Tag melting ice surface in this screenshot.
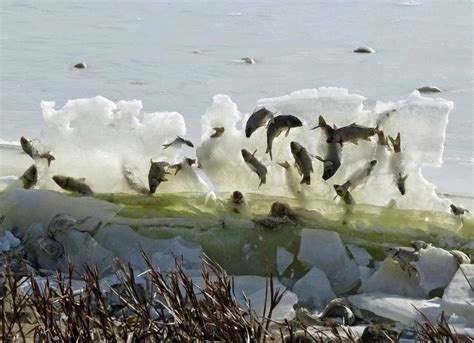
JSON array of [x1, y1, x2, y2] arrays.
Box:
[[2, 87, 453, 212]]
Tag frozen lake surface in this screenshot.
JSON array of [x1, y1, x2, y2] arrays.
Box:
[[0, 0, 472, 196]]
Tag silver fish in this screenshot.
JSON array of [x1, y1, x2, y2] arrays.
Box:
[[210, 127, 225, 138], [20, 136, 55, 166], [20, 164, 38, 189], [38, 236, 65, 259], [326, 123, 377, 145], [162, 136, 194, 149], [312, 116, 342, 181], [388, 133, 408, 195], [47, 213, 91, 235], [170, 158, 196, 175], [450, 204, 470, 216], [122, 166, 150, 195], [334, 160, 377, 203], [241, 149, 267, 187], [290, 141, 313, 185], [245, 107, 274, 138], [148, 160, 170, 193], [53, 175, 93, 196], [266, 115, 303, 160]]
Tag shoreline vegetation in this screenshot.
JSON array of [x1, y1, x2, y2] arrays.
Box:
[[0, 252, 466, 342]]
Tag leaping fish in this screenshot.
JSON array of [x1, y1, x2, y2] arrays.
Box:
[[245, 107, 275, 138], [148, 160, 170, 193], [334, 160, 377, 204], [241, 149, 267, 187], [266, 115, 302, 160], [312, 116, 342, 181], [388, 133, 408, 195], [210, 127, 225, 138], [20, 136, 55, 166], [20, 164, 38, 189], [170, 158, 196, 175], [162, 136, 194, 149], [290, 141, 313, 185], [53, 175, 94, 196], [326, 123, 378, 146]]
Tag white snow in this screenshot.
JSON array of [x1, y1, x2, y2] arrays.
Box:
[[297, 229, 360, 294]]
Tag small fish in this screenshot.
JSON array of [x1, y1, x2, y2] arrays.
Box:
[[270, 202, 298, 221], [411, 240, 431, 251], [450, 204, 470, 216], [388, 133, 408, 195], [266, 115, 302, 160], [210, 127, 225, 138], [37, 236, 65, 259], [241, 57, 255, 64], [326, 123, 377, 146], [290, 141, 313, 185], [334, 160, 377, 203], [122, 166, 150, 195], [148, 160, 170, 194], [376, 130, 391, 150], [245, 107, 274, 138], [231, 190, 244, 205], [333, 182, 355, 206], [53, 175, 93, 196], [241, 149, 267, 187], [277, 161, 290, 169], [162, 136, 194, 149], [385, 246, 418, 276], [388, 133, 401, 153], [170, 158, 196, 175], [20, 136, 55, 166], [417, 86, 442, 93], [310, 115, 335, 137], [20, 164, 38, 189], [47, 213, 91, 235], [376, 108, 397, 127]]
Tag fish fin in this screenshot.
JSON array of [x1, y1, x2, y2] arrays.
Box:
[[294, 163, 302, 175], [285, 127, 290, 137], [258, 176, 266, 187], [150, 159, 154, 164], [78, 178, 86, 182], [310, 125, 319, 130], [252, 149, 258, 156], [313, 155, 325, 163], [266, 118, 274, 129], [300, 176, 310, 185], [277, 161, 290, 169]]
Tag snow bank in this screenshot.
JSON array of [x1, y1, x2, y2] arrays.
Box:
[[3, 88, 451, 211]]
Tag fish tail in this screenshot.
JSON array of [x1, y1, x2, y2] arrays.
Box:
[[301, 176, 311, 185], [162, 143, 170, 150], [41, 153, 55, 166], [389, 133, 401, 152], [266, 146, 273, 160], [259, 176, 266, 187]]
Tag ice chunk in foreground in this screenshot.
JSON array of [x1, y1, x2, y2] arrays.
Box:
[[95, 224, 202, 274], [347, 244, 372, 267], [277, 246, 294, 275], [297, 229, 360, 294], [361, 258, 425, 298], [55, 230, 115, 276], [441, 265, 474, 324], [349, 293, 441, 326], [232, 275, 297, 321], [0, 189, 121, 235], [413, 246, 458, 293], [292, 267, 336, 309]]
